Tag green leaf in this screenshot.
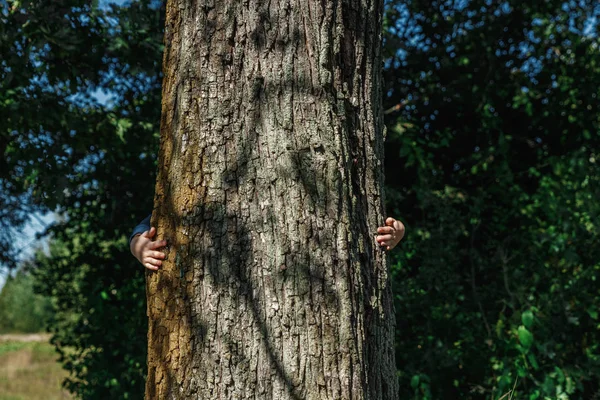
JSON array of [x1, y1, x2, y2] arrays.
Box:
[[555, 366, 565, 384], [583, 129, 591, 139], [411, 375, 420, 389], [521, 310, 534, 328], [529, 390, 541, 400], [518, 325, 534, 350], [116, 118, 133, 143], [527, 352, 539, 370], [565, 376, 575, 394]]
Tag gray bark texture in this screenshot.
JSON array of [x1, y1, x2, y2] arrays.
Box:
[[146, 0, 397, 399]]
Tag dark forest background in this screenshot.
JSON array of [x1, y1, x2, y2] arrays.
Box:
[[1, 0, 599, 398]]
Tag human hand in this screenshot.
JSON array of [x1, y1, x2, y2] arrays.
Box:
[[130, 227, 167, 271], [376, 217, 405, 251]]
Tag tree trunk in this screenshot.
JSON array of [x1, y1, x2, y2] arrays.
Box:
[[146, 0, 396, 399]]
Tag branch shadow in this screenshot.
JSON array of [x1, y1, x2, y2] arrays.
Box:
[[146, 0, 392, 397]]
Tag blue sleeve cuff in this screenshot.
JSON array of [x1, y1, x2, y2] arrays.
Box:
[[129, 214, 152, 244]]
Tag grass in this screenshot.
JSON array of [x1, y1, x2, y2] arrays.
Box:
[[0, 337, 72, 400]]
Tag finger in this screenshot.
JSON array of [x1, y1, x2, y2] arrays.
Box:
[[385, 217, 395, 226], [149, 259, 163, 267], [143, 227, 156, 238], [145, 263, 159, 271], [377, 234, 393, 242], [377, 226, 394, 234], [149, 240, 167, 250], [146, 227, 156, 239], [144, 257, 162, 267], [378, 241, 390, 248], [148, 251, 165, 260]]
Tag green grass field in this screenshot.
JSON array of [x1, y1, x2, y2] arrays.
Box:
[[0, 335, 72, 400]]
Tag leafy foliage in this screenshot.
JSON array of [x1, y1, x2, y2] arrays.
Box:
[[383, 0, 600, 398], [0, 267, 52, 333], [1, 0, 163, 398]]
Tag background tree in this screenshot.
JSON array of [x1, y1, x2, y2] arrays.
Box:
[[145, 0, 396, 398], [0, 263, 53, 333], [1, 1, 164, 398], [382, 0, 600, 398]]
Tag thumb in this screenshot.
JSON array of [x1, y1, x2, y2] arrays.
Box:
[[385, 217, 395, 227], [144, 227, 156, 238]]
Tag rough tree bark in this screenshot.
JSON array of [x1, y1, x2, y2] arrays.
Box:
[[146, 0, 396, 399]]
